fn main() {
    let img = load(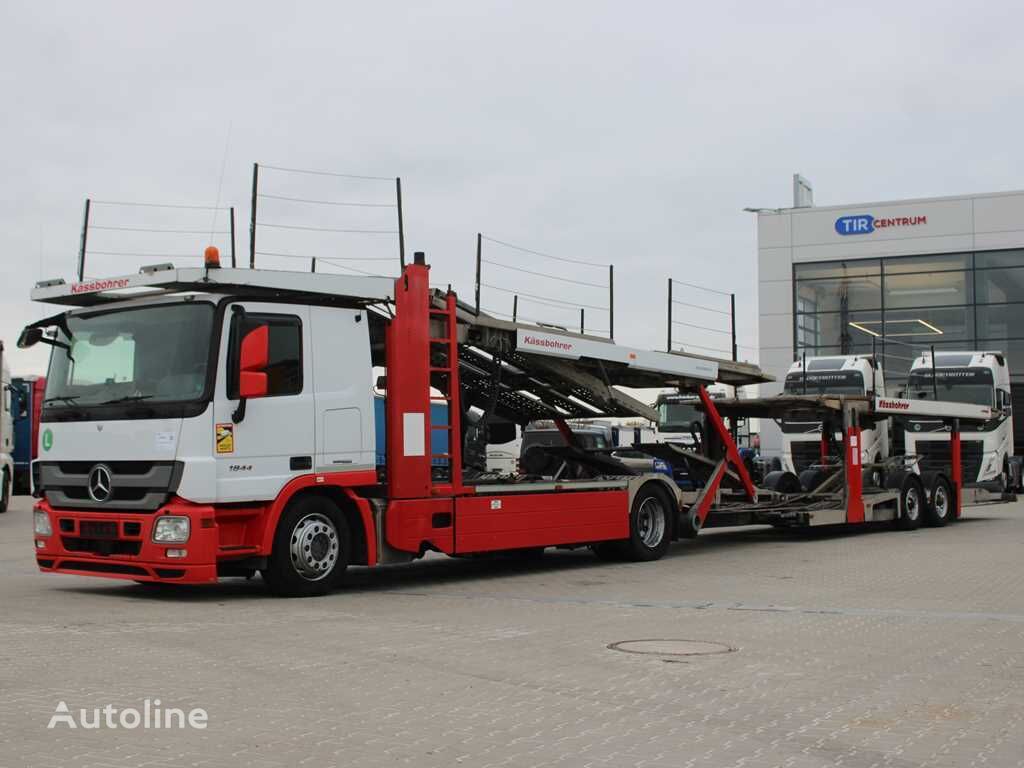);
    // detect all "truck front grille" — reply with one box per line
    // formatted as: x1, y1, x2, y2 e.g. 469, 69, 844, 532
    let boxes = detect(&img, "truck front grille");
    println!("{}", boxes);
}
914, 440, 984, 481
37, 461, 183, 512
